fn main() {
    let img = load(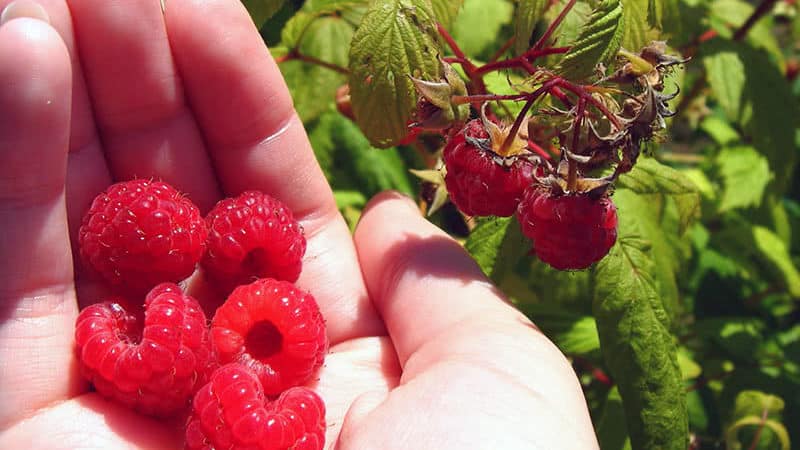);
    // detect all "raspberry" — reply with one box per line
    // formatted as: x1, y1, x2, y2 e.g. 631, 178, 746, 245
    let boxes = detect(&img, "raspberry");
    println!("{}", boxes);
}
443, 119, 535, 217
202, 191, 306, 289
516, 188, 618, 270
78, 179, 207, 294
74, 283, 214, 417
185, 364, 326, 450
211, 278, 327, 396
